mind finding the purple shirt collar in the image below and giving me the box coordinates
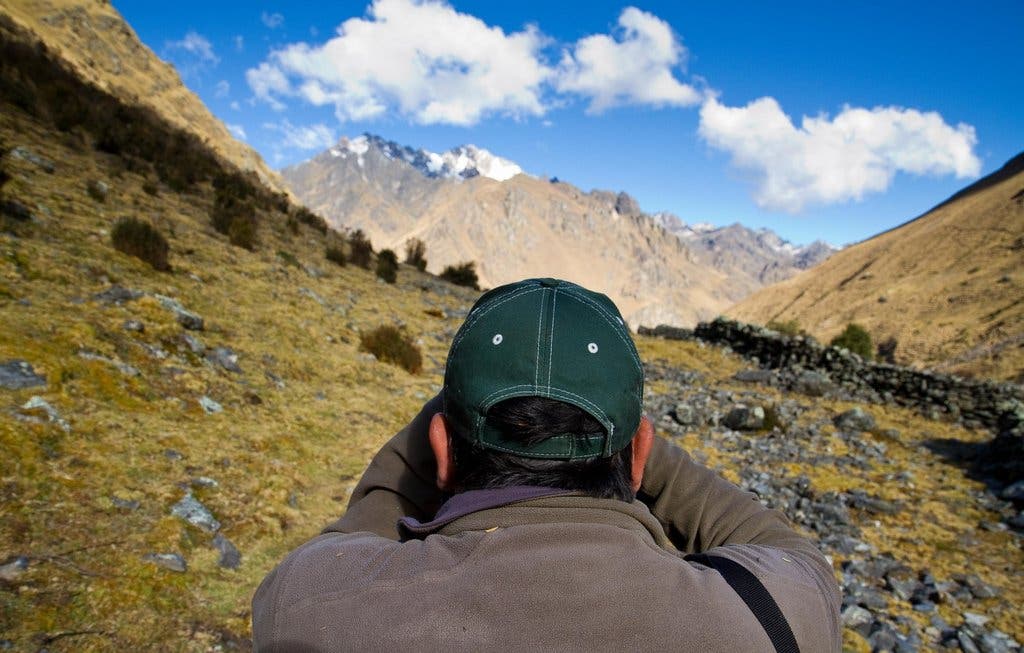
[398,486,574,538]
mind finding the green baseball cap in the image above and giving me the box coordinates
[443,278,644,460]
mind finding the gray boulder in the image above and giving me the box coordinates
[213,534,242,569]
[171,494,220,532]
[0,360,46,389]
[143,553,187,573]
[723,405,765,431]
[834,407,876,432]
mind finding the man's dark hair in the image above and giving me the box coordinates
[449,396,634,502]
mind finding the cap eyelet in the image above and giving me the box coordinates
[492,334,503,345]
[587,343,598,354]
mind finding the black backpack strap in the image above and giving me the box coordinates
[687,553,800,653]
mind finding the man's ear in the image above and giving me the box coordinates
[629,416,655,493]
[429,413,457,492]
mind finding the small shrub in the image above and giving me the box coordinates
[376,249,398,283]
[0,140,9,196]
[228,212,258,250]
[830,323,873,360]
[876,337,898,364]
[360,325,422,374]
[348,229,373,269]
[277,250,300,268]
[286,215,300,236]
[294,206,328,234]
[141,180,159,196]
[404,238,427,271]
[766,319,801,337]
[111,217,170,271]
[325,245,346,267]
[440,261,480,290]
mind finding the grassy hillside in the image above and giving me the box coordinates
[0,14,1021,653]
[728,154,1024,382]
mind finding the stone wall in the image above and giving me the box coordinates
[639,318,1024,480]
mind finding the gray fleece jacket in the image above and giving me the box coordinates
[252,396,842,652]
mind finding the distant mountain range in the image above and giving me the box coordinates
[282,133,834,326]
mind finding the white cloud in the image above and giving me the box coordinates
[556,7,701,113]
[166,31,219,65]
[698,96,981,212]
[246,0,551,126]
[234,35,245,52]
[230,101,241,111]
[215,80,230,98]
[265,120,336,150]
[227,123,247,140]
[262,12,284,29]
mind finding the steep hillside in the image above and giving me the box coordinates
[3,0,288,196]
[283,135,834,328]
[729,153,1024,382]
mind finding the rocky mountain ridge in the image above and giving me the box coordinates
[282,134,834,327]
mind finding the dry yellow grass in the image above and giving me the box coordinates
[728,154,1024,382]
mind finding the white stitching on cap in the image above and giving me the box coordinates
[535,288,545,386]
[445,286,543,379]
[547,288,557,390]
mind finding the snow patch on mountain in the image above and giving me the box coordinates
[331,133,523,182]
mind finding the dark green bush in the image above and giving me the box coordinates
[111,217,170,271]
[277,250,300,268]
[325,245,346,267]
[376,249,398,283]
[876,337,898,364]
[348,229,373,269]
[830,323,873,360]
[360,325,422,374]
[440,261,480,290]
[404,238,427,271]
[141,180,158,196]
[228,212,258,250]
[294,206,328,234]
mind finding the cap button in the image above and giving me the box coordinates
[538,278,561,288]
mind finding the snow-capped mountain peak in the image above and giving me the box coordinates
[329,133,523,182]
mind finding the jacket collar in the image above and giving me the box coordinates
[398,486,675,550]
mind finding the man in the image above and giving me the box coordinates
[253,278,841,652]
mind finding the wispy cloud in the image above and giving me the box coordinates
[261,12,284,29]
[166,31,219,65]
[215,80,230,98]
[698,96,981,212]
[556,8,701,112]
[264,119,336,150]
[234,35,244,52]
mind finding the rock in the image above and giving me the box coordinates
[1009,512,1024,529]
[1001,480,1024,502]
[213,534,241,569]
[960,575,1000,599]
[723,405,766,431]
[205,346,241,373]
[958,631,982,653]
[841,605,873,636]
[869,626,898,652]
[199,396,223,414]
[962,612,990,629]
[0,199,33,221]
[170,494,220,532]
[912,600,936,613]
[191,476,218,488]
[834,407,876,432]
[977,634,1012,653]
[794,370,833,397]
[10,146,55,173]
[122,319,144,333]
[19,396,70,431]
[92,285,143,305]
[142,553,187,573]
[164,448,184,461]
[734,369,775,384]
[671,403,700,426]
[155,294,204,330]
[77,350,139,377]
[0,360,46,389]
[0,556,29,582]
[86,179,108,201]
[180,333,205,355]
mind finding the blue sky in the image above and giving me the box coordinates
[114,0,1023,246]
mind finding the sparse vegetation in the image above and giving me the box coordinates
[110,216,170,271]
[404,238,427,271]
[212,174,259,250]
[831,323,874,360]
[376,248,398,283]
[85,179,106,202]
[325,245,346,267]
[293,206,328,234]
[141,179,158,196]
[348,229,373,269]
[276,250,300,268]
[766,319,802,337]
[877,337,898,364]
[360,325,423,374]
[440,261,480,290]
[0,139,10,195]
